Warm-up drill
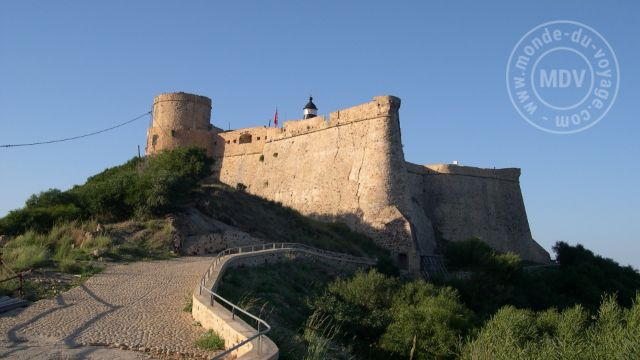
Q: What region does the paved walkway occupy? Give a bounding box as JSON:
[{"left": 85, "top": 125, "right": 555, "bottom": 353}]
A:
[{"left": 0, "top": 257, "right": 218, "bottom": 359}]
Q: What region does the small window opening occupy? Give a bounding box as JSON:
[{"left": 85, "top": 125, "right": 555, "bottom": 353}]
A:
[{"left": 239, "top": 133, "right": 253, "bottom": 144}]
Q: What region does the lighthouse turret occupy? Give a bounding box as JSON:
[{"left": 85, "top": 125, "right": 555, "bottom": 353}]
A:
[{"left": 303, "top": 96, "right": 317, "bottom": 119}]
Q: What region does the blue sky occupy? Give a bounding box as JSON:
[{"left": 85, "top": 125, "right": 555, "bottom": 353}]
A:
[{"left": 1, "top": 1, "right": 638, "bottom": 268}]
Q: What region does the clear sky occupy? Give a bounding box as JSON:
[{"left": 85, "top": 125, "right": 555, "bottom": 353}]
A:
[{"left": 1, "top": 1, "right": 638, "bottom": 268}]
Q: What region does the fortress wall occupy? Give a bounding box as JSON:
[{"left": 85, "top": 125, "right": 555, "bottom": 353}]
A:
[
  {"left": 214, "top": 127, "right": 277, "bottom": 156},
  {"left": 405, "top": 163, "right": 550, "bottom": 263},
  {"left": 283, "top": 115, "right": 329, "bottom": 134},
  {"left": 213, "top": 97, "right": 435, "bottom": 272}
]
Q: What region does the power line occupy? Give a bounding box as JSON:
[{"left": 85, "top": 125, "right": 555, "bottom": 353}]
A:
[{"left": 0, "top": 111, "right": 151, "bottom": 148}]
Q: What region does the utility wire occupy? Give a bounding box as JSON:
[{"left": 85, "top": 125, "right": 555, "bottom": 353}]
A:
[{"left": 0, "top": 111, "right": 151, "bottom": 148}]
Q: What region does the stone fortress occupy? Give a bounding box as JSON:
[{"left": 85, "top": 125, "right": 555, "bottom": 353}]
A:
[{"left": 146, "top": 92, "right": 550, "bottom": 274}]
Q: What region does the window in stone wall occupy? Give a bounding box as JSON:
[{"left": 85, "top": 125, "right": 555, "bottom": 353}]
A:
[
  {"left": 239, "top": 133, "right": 253, "bottom": 144},
  {"left": 257, "top": 136, "right": 261, "bottom": 140},
  {"left": 226, "top": 140, "right": 230, "bottom": 144},
  {"left": 171, "top": 129, "right": 176, "bottom": 137},
  {"left": 233, "top": 139, "right": 237, "bottom": 143},
  {"left": 397, "top": 253, "right": 408, "bottom": 270},
  {"left": 152, "top": 135, "right": 159, "bottom": 146}
]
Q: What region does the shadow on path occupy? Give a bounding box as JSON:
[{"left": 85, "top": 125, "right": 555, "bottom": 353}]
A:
[{"left": 1, "top": 283, "right": 122, "bottom": 359}]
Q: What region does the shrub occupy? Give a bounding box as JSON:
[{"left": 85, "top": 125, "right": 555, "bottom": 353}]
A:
[
  {"left": 25, "top": 188, "right": 80, "bottom": 208},
  {"left": 303, "top": 311, "right": 342, "bottom": 360},
  {"left": 0, "top": 204, "right": 83, "bottom": 236},
  {"left": 183, "top": 295, "right": 193, "bottom": 312},
  {"left": 460, "top": 294, "right": 640, "bottom": 360},
  {"left": 0, "top": 147, "right": 213, "bottom": 235},
  {"left": 551, "top": 241, "right": 640, "bottom": 308},
  {"left": 57, "top": 257, "right": 83, "bottom": 273},
  {"left": 379, "top": 281, "right": 473, "bottom": 359},
  {"left": 312, "top": 270, "right": 399, "bottom": 357},
  {"left": 444, "top": 238, "right": 500, "bottom": 271},
  {"left": 83, "top": 235, "right": 112, "bottom": 251},
  {"left": 3, "top": 244, "right": 49, "bottom": 271},
  {"left": 195, "top": 329, "right": 225, "bottom": 350}
]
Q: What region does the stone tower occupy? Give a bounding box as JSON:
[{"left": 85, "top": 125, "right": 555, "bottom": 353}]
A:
[{"left": 145, "top": 92, "right": 216, "bottom": 156}]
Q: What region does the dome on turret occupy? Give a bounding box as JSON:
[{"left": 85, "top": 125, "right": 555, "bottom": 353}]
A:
[
  {"left": 303, "top": 96, "right": 317, "bottom": 119},
  {"left": 304, "top": 97, "right": 317, "bottom": 110}
]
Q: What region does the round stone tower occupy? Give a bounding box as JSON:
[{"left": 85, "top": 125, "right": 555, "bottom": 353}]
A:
[{"left": 145, "top": 92, "right": 216, "bottom": 156}]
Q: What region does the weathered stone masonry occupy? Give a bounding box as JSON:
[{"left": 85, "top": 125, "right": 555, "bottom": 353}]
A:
[{"left": 146, "top": 92, "right": 550, "bottom": 272}]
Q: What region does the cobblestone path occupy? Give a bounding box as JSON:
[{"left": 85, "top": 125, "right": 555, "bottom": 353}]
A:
[{"left": 0, "top": 257, "right": 218, "bottom": 359}]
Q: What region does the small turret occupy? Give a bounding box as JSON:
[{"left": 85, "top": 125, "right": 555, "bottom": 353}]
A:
[{"left": 303, "top": 96, "right": 317, "bottom": 119}]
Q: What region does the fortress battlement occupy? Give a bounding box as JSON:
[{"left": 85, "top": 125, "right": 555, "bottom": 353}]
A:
[
  {"left": 407, "top": 163, "right": 521, "bottom": 183},
  {"left": 146, "top": 92, "right": 550, "bottom": 274}
]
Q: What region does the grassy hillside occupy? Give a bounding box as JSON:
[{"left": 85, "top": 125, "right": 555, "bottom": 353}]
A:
[{"left": 0, "top": 147, "right": 212, "bottom": 299}]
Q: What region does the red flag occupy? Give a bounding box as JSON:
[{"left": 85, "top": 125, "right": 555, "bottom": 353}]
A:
[{"left": 274, "top": 108, "right": 278, "bottom": 127}]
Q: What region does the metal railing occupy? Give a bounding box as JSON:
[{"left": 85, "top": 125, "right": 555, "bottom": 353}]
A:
[
  {"left": 199, "top": 285, "right": 271, "bottom": 359},
  {"left": 199, "top": 242, "right": 376, "bottom": 289},
  {"left": 197, "top": 242, "right": 377, "bottom": 359}
]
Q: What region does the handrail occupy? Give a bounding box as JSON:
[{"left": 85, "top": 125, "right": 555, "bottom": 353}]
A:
[
  {"left": 199, "top": 286, "right": 271, "bottom": 359},
  {"left": 197, "top": 242, "right": 377, "bottom": 359},
  {"left": 200, "top": 242, "right": 376, "bottom": 286}
]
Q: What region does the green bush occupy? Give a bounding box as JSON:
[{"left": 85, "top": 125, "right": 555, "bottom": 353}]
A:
[
  {"left": 313, "top": 270, "right": 474, "bottom": 359},
  {"left": 82, "top": 235, "right": 113, "bottom": 254},
  {"left": 444, "top": 238, "right": 522, "bottom": 275},
  {"left": 0, "top": 147, "right": 213, "bottom": 235},
  {"left": 551, "top": 241, "right": 640, "bottom": 308},
  {"left": 3, "top": 244, "right": 49, "bottom": 271},
  {"left": 379, "top": 281, "right": 473, "bottom": 359},
  {"left": 444, "top": 240, "right": 640, "bottom": 317},
  {"left": 460, "top": 294, "right": 640, "bottom": 360},
  {"left": 195, "top": 329, "right": 225, "bottom": 350},
  {"left": 0, "top": 204, "right": 83, "bottom": 236},
  {"left": 183, "top": 295, "right": 193, "bottom": 312},
  {"left": 25, "top": 188, "right": 80, "bottom": 208}
]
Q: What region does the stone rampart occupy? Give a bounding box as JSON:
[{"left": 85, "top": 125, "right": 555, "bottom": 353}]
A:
[
  {"left": 405, "top": 163, "right": 550, "bottom": 263},
  {"left": 211, "top": 96, "right": 436, "bottom": 272}
]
